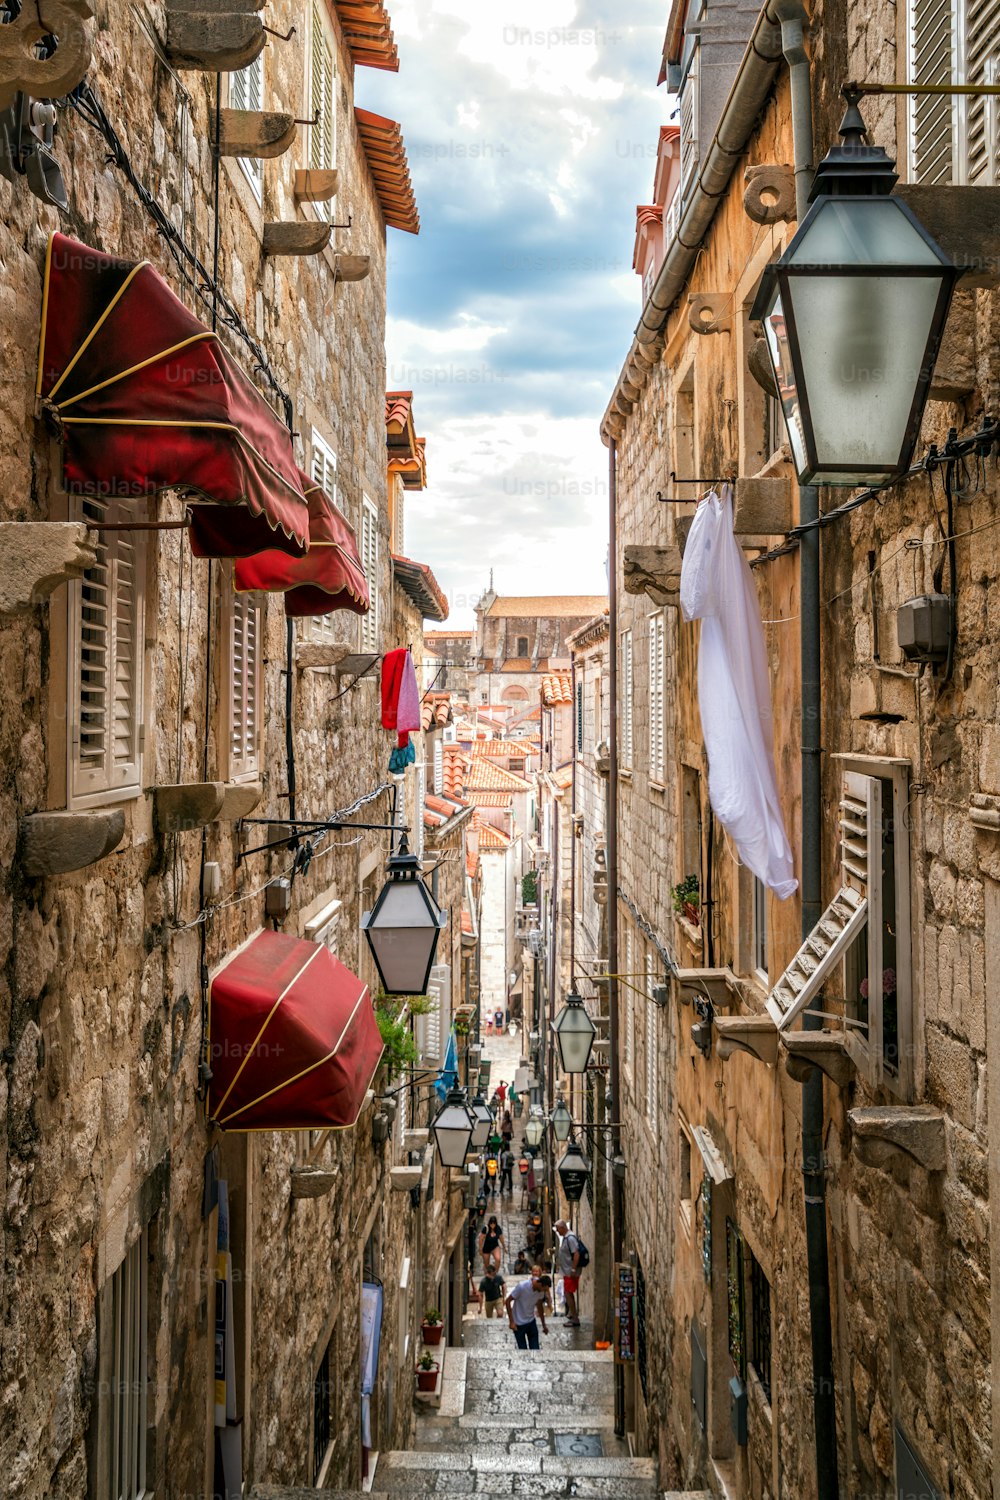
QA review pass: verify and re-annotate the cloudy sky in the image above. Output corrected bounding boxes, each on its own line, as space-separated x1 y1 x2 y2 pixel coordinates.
362 0 669 625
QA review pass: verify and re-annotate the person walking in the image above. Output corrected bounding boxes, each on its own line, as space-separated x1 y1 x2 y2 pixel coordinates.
555 1220 583 1327
494 1006 504 1034
499 1145 514 1196
505 1273 551 1350
479 1266 506 1318
495 1079 507 1110
479 1214 504 1273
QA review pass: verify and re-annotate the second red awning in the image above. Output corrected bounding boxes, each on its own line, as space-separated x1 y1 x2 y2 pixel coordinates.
233 472 370 617
37 233 310 559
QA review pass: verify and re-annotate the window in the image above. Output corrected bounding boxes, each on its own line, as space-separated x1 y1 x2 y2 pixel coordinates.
575 680 584 753
680 766 702 904
310 429 338 507
392 488 405 554
309 0 337 218
225 578 261 781
648 611 665 782
645 950 658 1132
360 496 379 652
636 1256 648 1402
230 53 264 199
725 1222 772 1403
726 1218 746 1380
752 875 768 982
96 1228 149 1500
749 1251 772 1403
398 1257 412 1366
621 630 633 768
414 760 426 860
516 634 529 657
908 0 1000 184
417 963 449 1067
623 924 635 1075
313 1331 334 1482
69 496 147 805
679 1127 693 1235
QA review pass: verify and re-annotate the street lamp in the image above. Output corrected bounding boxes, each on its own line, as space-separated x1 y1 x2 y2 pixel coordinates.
430 1087 476 1168
524 1114 545 1149
361 834 448 996
557 1140 592 1203
750 93 958 489
551 1099 573 1142
469 1093 493 1150
551 991 596 1075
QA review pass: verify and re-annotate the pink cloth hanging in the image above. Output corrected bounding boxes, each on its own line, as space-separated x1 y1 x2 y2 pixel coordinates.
381 648 421 748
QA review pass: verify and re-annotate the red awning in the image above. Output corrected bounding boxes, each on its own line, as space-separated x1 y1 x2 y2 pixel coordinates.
207 931 384 1130
233 471 370 618
36 233 310 559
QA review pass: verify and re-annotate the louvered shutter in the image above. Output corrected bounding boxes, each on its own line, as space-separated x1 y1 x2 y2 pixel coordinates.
646 951 658 1129
967 0 1000 183
649 614 665 781
229 587 261 780
679 46 699 195
231 54 264 195
576 681 584 752
908 0 957 182
433 738 443 795
624 925 635 1069
310 3 336 219
622 631 634 768
360 498 379 652
72 497 146 801
766 772 880 1031
421 965 449 1068
310 432 337 505
415 762 426 860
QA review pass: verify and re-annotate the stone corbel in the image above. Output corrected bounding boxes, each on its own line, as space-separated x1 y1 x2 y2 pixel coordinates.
673 966 741 1009
732 476 794 537
290 1164 337 1199
163 4 265 73
0 1 94 110
152 782 226 833
295 638 354 670
714 1015 778 1065
0 522 98 614
848 1105 947 1172
893 185 1000 289
747 336 779 397
215 109 296 158
402 1128 429 1153
334 253 371 283
218 780 262 820
743 164 796 225
334 651 380 681
593 740 611 778
390 1165 423 1193
782 1031 856 1087
623 543 683 606
295 168 339 203
262 222 333 257
688 294 732 335
20 808 125 876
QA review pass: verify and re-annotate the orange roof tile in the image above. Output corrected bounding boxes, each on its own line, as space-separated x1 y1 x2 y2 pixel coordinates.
553 765 573 790
467 790 513 808
465 846 479 878
386 389 427 489
420 692 452 733
466 760 532 793
442 746 469 798
333 1 399 72
485 595 607 619
392 554 448 621
461 909 473 935
355 108 419 234
541 671 573 706
471 739 536 759
475 817 511 851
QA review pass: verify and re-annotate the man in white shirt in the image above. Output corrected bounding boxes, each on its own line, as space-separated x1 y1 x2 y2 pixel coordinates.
504 1273 552 1350
555 1220 582 1327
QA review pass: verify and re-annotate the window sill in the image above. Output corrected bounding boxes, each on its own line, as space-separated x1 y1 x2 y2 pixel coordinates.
619 769 633 782
648 779 667 795
678 1202 693 1240
676 913 702 949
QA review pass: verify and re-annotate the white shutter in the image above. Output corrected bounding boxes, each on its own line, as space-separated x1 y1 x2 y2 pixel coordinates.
648 613 665 781
624 925 635 1070
645 951 658 1130
422 964 450 1067
967 0 1000 183
231 53 264 197
310 2 337 219
360 497 379 652
433 738 443 795
622 631 634 769
229 586 261 780
310 431 338 506
415 762 426 860
679 46 699 194
766 772 881 1031
908 0 958 182
71 497 146 801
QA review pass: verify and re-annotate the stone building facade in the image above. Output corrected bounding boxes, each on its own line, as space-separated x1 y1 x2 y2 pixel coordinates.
470 587 608 708
585 1 1000 1498
0 5 471 1497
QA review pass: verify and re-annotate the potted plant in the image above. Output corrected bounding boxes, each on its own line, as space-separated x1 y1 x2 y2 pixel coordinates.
415 1349 439 1391
421 1307 443 1346
672 874 701 927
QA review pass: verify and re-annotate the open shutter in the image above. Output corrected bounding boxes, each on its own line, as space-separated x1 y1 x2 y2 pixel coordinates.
624 925 635 1069
310 3 336 218
648 614 664 780
360 498 379 652
111 521 144 790
622 631 634 768
908 0 957 182
967 0 1000 183
421 964 449 1068
645 951 658 1129
679 45 699 195
433 738 443 795
310 432 338 505
229 587 261 780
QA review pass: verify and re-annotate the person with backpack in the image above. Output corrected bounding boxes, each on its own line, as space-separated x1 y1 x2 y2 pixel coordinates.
554 1219 588 1327
499 1145 514 1196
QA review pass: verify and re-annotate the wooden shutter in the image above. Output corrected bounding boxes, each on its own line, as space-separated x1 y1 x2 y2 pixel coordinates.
310 3 336 218
679 46 699 194
415 761 426 860
967 0 1000 182
645 951 658 1129
622 631 634 768
624 925 635 1069
71 497 146 801
433 738 443 795
310 431 338 504
649 613 665 780
422 964 449 1068
908 0 957 182
360 498 379 652
575 681 584 752
229 586 261 780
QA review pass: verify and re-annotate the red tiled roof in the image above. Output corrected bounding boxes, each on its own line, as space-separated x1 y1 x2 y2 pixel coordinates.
425 630 472 640
392 553 448 622
355 109 419 234
465 846 479 878
485 595 607 619
386 389 427 490
423 790 469 830
541 671 572 706
468 791 513 807
442 746 469 798
420 692 452 732
466 760 532 793
553 765 573 790
461 909 473 935
333 1 399 72
471 739 535 759
475 816 511 851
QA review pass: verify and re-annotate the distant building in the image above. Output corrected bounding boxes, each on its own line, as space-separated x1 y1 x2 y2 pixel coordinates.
472 586 608 707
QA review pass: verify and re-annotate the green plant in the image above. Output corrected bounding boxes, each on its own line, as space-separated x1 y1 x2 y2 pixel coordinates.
423 1306 441 1325
374 993 431 1082
521 870 538 905
417 1350 437 1371
671 874 700 917
453 1012 471 1037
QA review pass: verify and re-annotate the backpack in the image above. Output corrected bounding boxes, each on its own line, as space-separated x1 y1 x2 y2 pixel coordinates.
571 1234 590 1270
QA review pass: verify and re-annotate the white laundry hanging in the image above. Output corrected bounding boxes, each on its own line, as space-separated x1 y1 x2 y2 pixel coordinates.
679 486 797 899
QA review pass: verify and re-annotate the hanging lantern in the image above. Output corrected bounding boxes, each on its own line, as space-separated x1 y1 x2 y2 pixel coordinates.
551 992 596 1075
557 1140 592 1203
430 1088 476 1168
750 94 958 489
524 1114 545 1149
469 1093 493 1150
551 1099 573 1142
361 834 447 996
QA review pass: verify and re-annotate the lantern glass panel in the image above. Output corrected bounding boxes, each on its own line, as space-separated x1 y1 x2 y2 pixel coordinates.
432 1100 474 1168
785 199 942 267
365 922 439 995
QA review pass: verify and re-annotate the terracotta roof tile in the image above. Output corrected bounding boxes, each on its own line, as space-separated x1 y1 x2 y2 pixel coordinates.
485 595 608 619
474 814 511 850
467 790 514 808
553 765 573 790
541 671 573 706
471 739 535 759
442 746 469 798
466 760 532 793
355 108 419 234
333 1 399 71
392 553 448 621
420 692 452 732
461 909 473 935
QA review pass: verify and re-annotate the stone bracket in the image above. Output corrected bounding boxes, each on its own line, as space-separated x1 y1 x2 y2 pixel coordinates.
153 781 226 834
163 6 265 73
688 293 732 335
218 780 262 820
0 1 94 111
295 167 339 203
401 1128 429 1153
673 966 742 1009
747 336 779 397
334 253 372 283
782 1031 856 1087
295 639 355 670
623 544 683 605
391 1165 423 1193
743 164 796 224
714 1014 778 1065
335 651 380 680
894 185 1000 289
0 521 98 614
733 476 794 536
20 808 125 876
215 108 296 159
848 1105 947 1172
290 1164 337 1199
262 222 333 257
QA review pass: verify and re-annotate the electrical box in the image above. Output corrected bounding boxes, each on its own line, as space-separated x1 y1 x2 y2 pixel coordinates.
897 593 951 664
264 877 292 919
202 861 221 902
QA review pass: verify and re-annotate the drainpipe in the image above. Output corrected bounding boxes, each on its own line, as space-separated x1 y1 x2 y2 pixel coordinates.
608 436 625 1438
776 6 839 1497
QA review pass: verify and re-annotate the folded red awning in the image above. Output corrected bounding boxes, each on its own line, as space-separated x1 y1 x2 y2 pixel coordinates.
36 233 310 559
233 470 370 618
207 931 384 1130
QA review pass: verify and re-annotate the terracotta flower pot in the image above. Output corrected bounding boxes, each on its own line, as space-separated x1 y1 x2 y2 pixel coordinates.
416 1361 439 1391
421 1321 443 1346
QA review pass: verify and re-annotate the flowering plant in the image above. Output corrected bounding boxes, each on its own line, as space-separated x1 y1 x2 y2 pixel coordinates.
860 967 896 1000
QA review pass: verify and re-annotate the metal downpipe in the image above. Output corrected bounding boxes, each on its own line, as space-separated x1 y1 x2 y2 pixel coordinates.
608 436 625 1438
778 5 839 1495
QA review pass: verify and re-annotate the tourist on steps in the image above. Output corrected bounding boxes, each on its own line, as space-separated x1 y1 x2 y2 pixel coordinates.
555 1220 583 1327
505 1273 551 1350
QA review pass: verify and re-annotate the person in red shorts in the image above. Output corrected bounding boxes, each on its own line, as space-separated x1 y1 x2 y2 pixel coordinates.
555 1219 582 1327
